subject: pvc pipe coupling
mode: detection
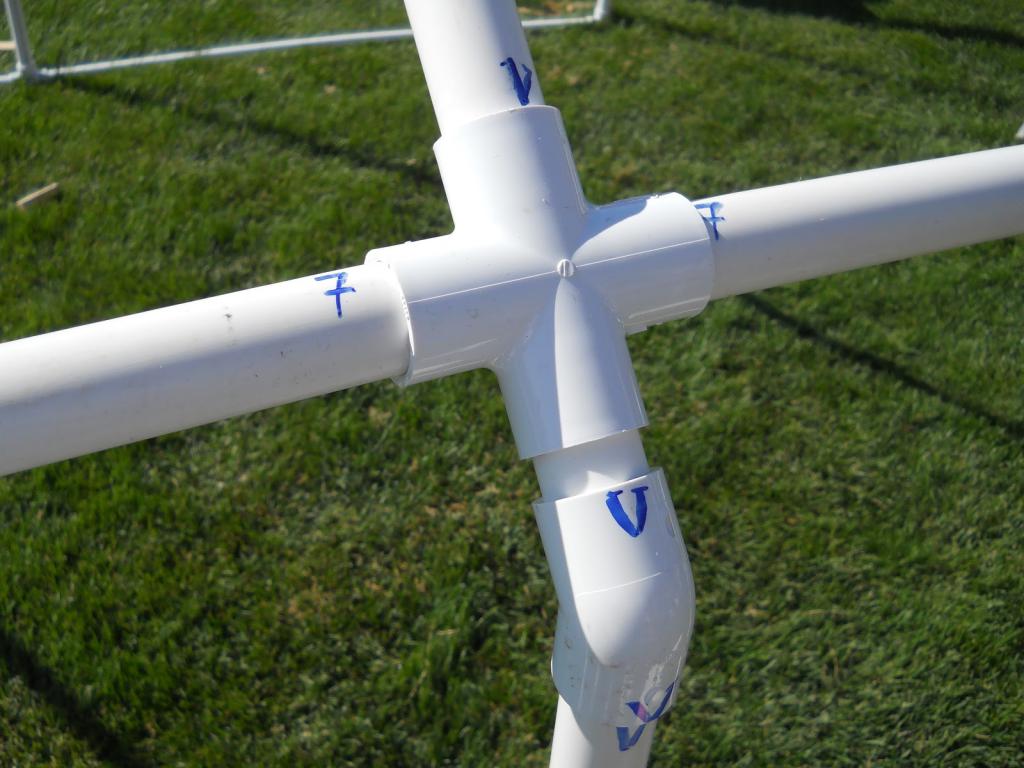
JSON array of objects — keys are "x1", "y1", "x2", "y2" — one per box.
[{"x1": 535, "y1": 468, "x2": 694, "y2": 734}]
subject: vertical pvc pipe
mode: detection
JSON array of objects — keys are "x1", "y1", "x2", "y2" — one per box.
[
  {"x1": 534, "y1": 431, "x2": 657, "y2": 768},
  {"x1": 403, "y1": 0, "x2": 545, "y2": 135},
  {"x1": 532, "y1": 432, "x2": 694, "y2": 768},
  {"x1": 550, "y1": 695, "x2": 656, "y2": 768},
  {"x1": 3, "y1": 0, "x2": 37, "y2": 78}
]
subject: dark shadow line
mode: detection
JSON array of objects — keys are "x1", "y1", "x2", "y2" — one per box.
[
  {"x1": 698, "y1": 0, "x2": 1024, "y2": 48},
  {"x1": 0, "y1": 626, "x2": 155, "y2": 768},
  {"x1": 881, "y1": 18, "x2": 1024, "y2": 49},
  {"x1": 63, "y1": 78, "x2": 444, "y2": 192},
  {"x1": 703, "y1": 0, "x2": 878, "y2": 24},
  {"x1": 741, "y1": 294, "x2": 1024, "y2": 442},
  {"x1": 613, "y1": 6, "x2": 1018, "y2": 114}
]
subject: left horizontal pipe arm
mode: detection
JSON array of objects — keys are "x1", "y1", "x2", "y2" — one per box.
[
  {"x1": 0, "y1": 263, "x2": 409, "y2": 476},
  {"x1": 699, "y1": 145, "x2": 1024, "y2": 300}
]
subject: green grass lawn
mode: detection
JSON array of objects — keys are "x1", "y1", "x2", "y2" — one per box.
[{"x1": 1, "y1": 1, "x2": 1023, "y2": 765}]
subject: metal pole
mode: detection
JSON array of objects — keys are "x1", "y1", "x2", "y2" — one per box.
[{"x1": 3, "y1": 0, "x2": 37, "y2": 79}]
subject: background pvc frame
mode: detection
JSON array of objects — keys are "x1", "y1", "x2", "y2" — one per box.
[{"x1": 0, "y1": 0, "x2": 611, "y2": 84}]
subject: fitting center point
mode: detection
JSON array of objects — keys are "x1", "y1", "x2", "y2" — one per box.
[{"x1": 556, "y1": 259, "x2": 575, "y2": 278}]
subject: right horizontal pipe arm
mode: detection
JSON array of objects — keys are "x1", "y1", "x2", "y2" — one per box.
[
  {"x1": 0, "y1": 263, "x2": 409, "y2": 476},
  {"x1": 698, "y1": 145, "x2": 1024, "y2": 300}
]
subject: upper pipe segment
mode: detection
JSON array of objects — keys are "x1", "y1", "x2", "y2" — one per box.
[
  {"x1": 404, "y1": 0, "x2": 545, "y2": 135},
  {"x1": 699, "y1": 145, "x2": 1024, "y2": 300}
]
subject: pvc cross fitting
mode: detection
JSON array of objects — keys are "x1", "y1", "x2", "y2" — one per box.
[{"x1": 367, "y1": 105, "x2": 714, "y2": 459}]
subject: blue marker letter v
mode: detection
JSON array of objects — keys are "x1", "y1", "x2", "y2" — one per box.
[
  {"x1": 606, "y1": 486, "x2": 650, "y2": 537},
  {"x1": 616, "y1": 724, "x2": 646, "y2": 752},
  {"x1": 500, "y1": 57, "x2": 533, "y2": 106}
]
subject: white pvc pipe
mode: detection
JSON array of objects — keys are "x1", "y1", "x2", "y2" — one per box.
[
  {"x1": 36, "y1": 28, "x2": 417, "y2": 77},
  {"x1": 404, "y1": 0, "x2": 545, "y2": 135},
  {"x1": 698, "y1": 145, "x2": 1024, "y2": 300},
  {"x1": 3, "y1": 0, "x2": 36, "y2": 77},
  {"x1": 532, "y1": 430, "x2": 692, "y2": 765},
  {"x1": 533, "y1": 429, "x2": 648, "y2": 501},
  {"x1": 2, "y1": 1, "x2": 610, "y2": 83},
  {"x1": 549, "y1": 695, "x2": 656, "y2": 768},
  {"x1": 0, "y1": 263, "x2": 409, "y2": 476},
  {"x1": 533, "y1": 430, "x2": 660, "y2": 768}
]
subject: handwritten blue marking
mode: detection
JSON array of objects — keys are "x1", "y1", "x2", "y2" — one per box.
[
  {"x1": 500, "y1": 57, "x2": 533, "y2": 106},
  {"x1": 605, "y1": 485, "x2": 649, "y2": 538},
  {"x1": 695, "y1": 201, "x2": 726, "y2": 241},
  {"x1": 315, "y1": 272, "x2": 356, "y2": 318},
  {"x1": 616, "y1": 682, "x2": 675, "y2": 752},
  {"x1": 617, "y1": 724, "x2": 647, "y2": 752}
]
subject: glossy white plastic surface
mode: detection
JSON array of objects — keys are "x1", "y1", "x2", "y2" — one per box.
[
  {"x1": 367, "y1": 106, "x2": 713, "y2": 459},
  {"x1": 0, "y1": 263, "x2": 409, "y2": 476},
  {"x1": 533, "y1": 430, "x2": 681, "y2": 767},
  {"x1": 699, "y1": 146, "x2": 1024, "y2": 299},
  {"x1": 405, "y1": 0, "x2": 546, "y2": 134},
  {"x1": 550, "y1": 694, "x2": 657, "y2": 768},
  {"x1": 535, "y1": 468, "x2": 694, "y2": 727}
]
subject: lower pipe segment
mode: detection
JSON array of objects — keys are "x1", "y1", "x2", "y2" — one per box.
[
  {"x1": 534, "y1": 462, "x2": 695, "y2": 764},
  {"x1": 550, "y1": 694, "x2": 656, "y2": 768}
]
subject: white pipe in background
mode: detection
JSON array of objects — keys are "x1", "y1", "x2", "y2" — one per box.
[
  {"x1": 697, "y1": 146, "x2": 1024, "y2": 300},
  {"x1": 0, "y1": 263, "x2": 409, "y2": 476},
  {"x1": 0, "y1": 0, "x2": 612, "y2": 84},
  {"x1": 3, "y1": 0, "x2": 37, "y2": 78}
]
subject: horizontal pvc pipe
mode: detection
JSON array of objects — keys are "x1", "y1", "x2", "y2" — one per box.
[
  {"x1": 35, "y1": 28, "x2": 416, "y2": 77},
  {"x1": 0, "y1": 263, "x2": 409, "y2": 476},
  {"x1": 6, "y1": 4, "x2": 605, "y2": 83},
  {"x1": 698, "y1": 145, "x2": 1024, "y2": 300}
]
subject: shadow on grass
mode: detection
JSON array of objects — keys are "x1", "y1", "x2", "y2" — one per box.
[
  {"x1": 613, "y1": 6, "x2": 1018, "y2": 113},
  {"x1": 741, "y1": 295, "x2": 1024, "y2": 442},
  {"x1": 63, "y1": 78, "x2": 444, "y2": 191},
  {"x1": 703, "y1": 0, "x2": 1024, "y2": 48},
  {"x1": 707, "y1": 0, "x2": 876, "y2": 23},
  {"x1": 0, "y1": 626, "x2": 154, "y2": 768}
]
